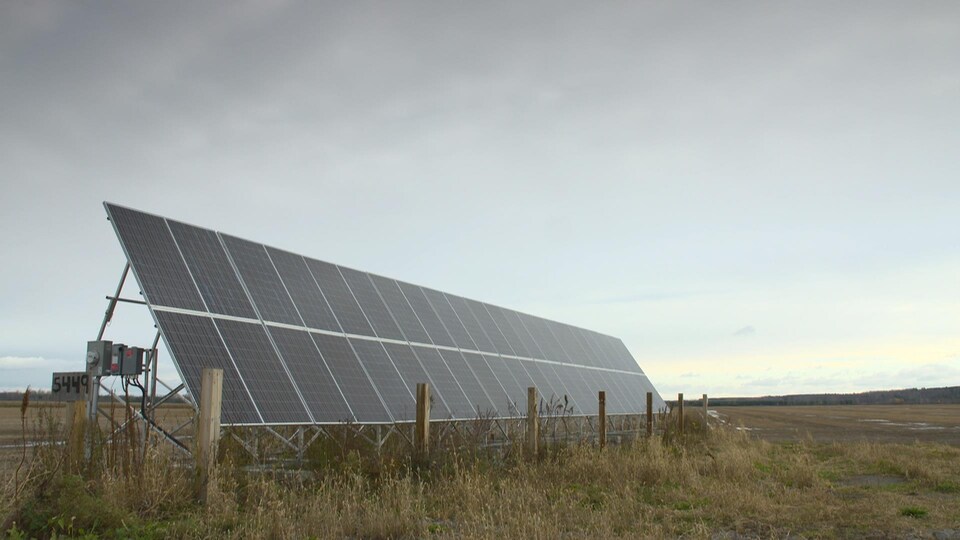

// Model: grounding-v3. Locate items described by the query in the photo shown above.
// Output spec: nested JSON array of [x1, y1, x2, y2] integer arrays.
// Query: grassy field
[[2, 402, 959, 538]]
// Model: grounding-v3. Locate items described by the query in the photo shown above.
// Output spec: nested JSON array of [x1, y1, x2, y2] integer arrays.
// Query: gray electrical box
[[120, 346, 144, 375], [87, 340, 112, 376]]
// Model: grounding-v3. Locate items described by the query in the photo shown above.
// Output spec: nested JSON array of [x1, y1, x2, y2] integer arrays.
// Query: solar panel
[[105, 202, 666, 425]]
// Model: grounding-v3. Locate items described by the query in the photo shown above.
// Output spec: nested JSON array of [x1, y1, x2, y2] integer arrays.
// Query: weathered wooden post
[[702, 393, 709, 428], [196, 368, 223, 504], [526, 387, 538, 457], [415, 383, 430, 455], [646, 392, 653, 436], [598, 390, 607, 449], [65, 400, 86, 470], [677, 392, 684, 436]]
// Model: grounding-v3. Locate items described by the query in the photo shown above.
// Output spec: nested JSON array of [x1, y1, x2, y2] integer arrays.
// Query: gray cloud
[[1, 2, 959, 395], [733, 326, 756, 337]]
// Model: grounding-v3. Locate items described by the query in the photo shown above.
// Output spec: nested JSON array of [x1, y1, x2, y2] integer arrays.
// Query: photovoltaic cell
[[380, 342, 451, 419], [517, 361, 558, 404], [106, 205, 205, 311], [600, 371, 633, 414], [464, 299, 514, 356], [578, 329, 616, 369], [462, 352, 512, 415], [348, 338, 414, 421], [444, 294, 496, 353], [221, 235, 302, 326], [396, 283, 456, 348], [555, 365, 593, 415], [552, 323, 591, 366], [501, 308, 546, 359], [214, 319, 311, 424], [422, 290, 476, 350], [539, 363, 579, 412], [153, 311, 259, 424], [340, 268, 406, 341], [484, 305, 529, 358], [266, 326, 353, 422], [570, 327, 603, 368], [437, 349, 496, 415], [311, 332, 390, 423], [523, 315, 570, 363], [305, 259, 375, 337], [266, 247, 341, 333], [368, 275, 431, 344], [411, 346, 473, 418], [481, 354, 526, 414], [167, 220, 256, 319]]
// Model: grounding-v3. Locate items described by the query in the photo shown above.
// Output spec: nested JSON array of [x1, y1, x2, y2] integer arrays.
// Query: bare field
[[713, 404, 960, 445], [0, 401, 195, 447]]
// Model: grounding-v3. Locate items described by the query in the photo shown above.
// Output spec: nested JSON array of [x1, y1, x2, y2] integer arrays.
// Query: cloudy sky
[[1, 1, 958, 398]]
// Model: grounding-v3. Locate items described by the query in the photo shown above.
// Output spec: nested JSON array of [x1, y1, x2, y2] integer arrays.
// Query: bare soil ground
[[712, 404, 960, 445]]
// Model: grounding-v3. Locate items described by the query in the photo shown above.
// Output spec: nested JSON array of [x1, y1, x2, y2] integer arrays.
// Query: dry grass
[[2, 406, 960, 539]]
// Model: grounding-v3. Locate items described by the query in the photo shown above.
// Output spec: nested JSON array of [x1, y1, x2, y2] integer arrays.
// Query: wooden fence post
[[646, 392, 653, 436], [415, 383, 430, 455], [196, 368, 223, 504], [702, 393, 709, 428], [598, 391, 606, 449], [526, 387, 538, 457], [65, 400, 86, 470], [677, 393, 684, 436]]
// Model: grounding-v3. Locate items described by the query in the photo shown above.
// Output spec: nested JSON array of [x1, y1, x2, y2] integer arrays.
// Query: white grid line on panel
[[216, 233, 315, 423], [148, 304, 651, 379], [163, 219, 266, 423], [262, 245, 355, 422]]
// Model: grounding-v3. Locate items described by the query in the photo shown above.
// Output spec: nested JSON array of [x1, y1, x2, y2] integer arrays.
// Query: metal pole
[[97, 263, 130, 340]]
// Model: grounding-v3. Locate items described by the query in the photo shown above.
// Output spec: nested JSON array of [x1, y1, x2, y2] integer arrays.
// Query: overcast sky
[[1, 1, 958, 398]]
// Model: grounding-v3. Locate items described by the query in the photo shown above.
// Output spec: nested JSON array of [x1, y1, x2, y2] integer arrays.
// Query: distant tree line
[[702, 386, 960, 407]]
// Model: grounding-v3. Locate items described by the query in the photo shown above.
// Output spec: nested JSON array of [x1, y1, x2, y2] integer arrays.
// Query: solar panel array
[[105, 203, 665, 426]]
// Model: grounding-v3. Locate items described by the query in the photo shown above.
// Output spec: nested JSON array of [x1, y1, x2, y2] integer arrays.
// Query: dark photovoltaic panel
[[443, 293, 496, 353], [266, 326, 353, 422], [380, 342, 452, 419], [397, 283, 457, 348], [311, 332, 391, 423], [305, 258, 375, 337], [502, 308, 546, 359], [339, 268, 406, 341], [422, 290, 475, 350], [153, 311, 260, 424], [266, 247, 342, 333], [221, 235, 302, 326], [368, 275, 432, 344], [464, 299, 515, 356], [167, 221, 256, 319], [411, 346, 474, 418], [481, 354, 526, 414], [108, 206, 205, 311], [105, 202, 666, 426], [462, 352, 512, 413], [348, 338, 414, 421], [523, 314, 571, 364], [215, 319, 312, 424], [438, 349, 496, 414], [484, 305, 530, 358]]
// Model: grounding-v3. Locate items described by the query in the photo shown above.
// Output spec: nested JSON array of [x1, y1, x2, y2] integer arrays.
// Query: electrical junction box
[[120, 346, 144, 376], [87, 340, 112, 376]]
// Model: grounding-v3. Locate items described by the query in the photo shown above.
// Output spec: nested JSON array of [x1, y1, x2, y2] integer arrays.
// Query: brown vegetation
[[2, 404, 959, 538]]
